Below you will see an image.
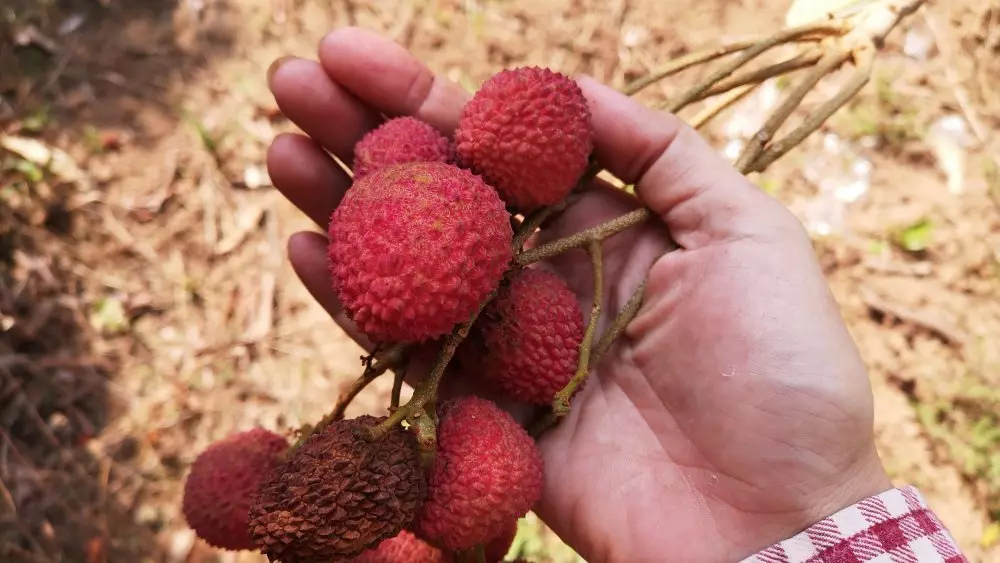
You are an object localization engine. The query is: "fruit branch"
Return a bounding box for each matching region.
[693,47,824,102]
[592,278,647,366]
[662,21,848,114]
[623,21,843,96]
[515,207,651,267]
[527,0,927,438]
[359,289,497,443]
[552,240,604,417]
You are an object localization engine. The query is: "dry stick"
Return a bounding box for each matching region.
[733,45,852,174]
[552,240,604,416]
[748,43,875,173]
[516,207,652,266]
[689,84,759,130]
[663,22,848,114]
[622,23,839,96]
[693,47,824,101]
[287,343,410,451]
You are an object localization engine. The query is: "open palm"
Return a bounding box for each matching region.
[267,28,891,563]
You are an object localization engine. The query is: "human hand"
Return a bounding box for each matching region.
[265,27,892,563]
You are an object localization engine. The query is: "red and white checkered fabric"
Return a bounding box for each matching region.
[741,486,968,563]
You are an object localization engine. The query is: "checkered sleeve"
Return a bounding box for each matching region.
[739,486,968,563]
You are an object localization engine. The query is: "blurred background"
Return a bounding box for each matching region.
[1,0,998,561]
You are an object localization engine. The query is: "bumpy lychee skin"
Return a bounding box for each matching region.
[181,428,287,551]
[460,268,583,404]
[455,66,593,211]
[350,529,445,563]
[328,162,513,344]
[248,415,426,562]
[353,117,454,179]
[416,397,543,551]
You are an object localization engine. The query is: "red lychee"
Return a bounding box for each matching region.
[415,397,543,551]
[353,117,454,179]
[455,66,593,211]
[181,428,287,551]
[350,529,446,563]
[484,518,519,562]
[460,268,583,404]
[327,162,513,344]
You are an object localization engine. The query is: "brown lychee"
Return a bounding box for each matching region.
[415,397,543,551]
[353,117,454,179]
[455,66,593,211]
[181,428,287,551]
[249,415,426,562]
[327,162,513,344]
[460,268,583,404]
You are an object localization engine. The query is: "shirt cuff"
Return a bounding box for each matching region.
[739,485,968,563]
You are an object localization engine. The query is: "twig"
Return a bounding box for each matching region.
[516,208,651,266]
[664,22,849,113]
[592,278,647,366]
[734,45,852,174]
[292,344,409,449]
[390,367,406,410]
[552,241,603,416]
[747,42,875,173]
[360,291,497,442]
[689,84,759,130]
[693,47,824,101]
[623,23,839,96]
[624,38,762,96]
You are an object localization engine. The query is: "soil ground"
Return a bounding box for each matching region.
[1,0,999,562]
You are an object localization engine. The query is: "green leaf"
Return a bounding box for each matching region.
[896,218,933,252]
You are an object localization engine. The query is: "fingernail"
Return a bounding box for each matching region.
[267,56,294,89]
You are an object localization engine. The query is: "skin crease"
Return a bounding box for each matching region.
[265,27,894,563]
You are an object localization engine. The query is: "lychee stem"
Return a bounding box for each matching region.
[552,240,603,417]
[390,367,407,410]
[689,46,823,105]
[407,406,437,472]
[622,21,843,97]
[592,278,647,366]
[359,289,497,443]
[515,207,651,267]
[286,344,410,452]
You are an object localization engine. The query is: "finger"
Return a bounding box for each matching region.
[287,231,374,353]
[577,76,791,248]
[268,133,350,228]
[318,27,470,134]
[268,56,382,164]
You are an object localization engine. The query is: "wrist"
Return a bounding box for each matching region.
[728,444,893,562]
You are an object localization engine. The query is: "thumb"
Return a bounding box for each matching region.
[577,76,796,249]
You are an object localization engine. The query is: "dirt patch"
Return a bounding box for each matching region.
[1,0,998,562]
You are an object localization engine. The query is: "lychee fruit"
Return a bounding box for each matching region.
[415,397,543,551]
[349,529,445,563]
[460,268,583,404]
[455,66,593,211]
[249,415,427,562]
[483,518,519,562]
[327,162,513,344]
[353,117,454,179]
[181,428,288,551]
